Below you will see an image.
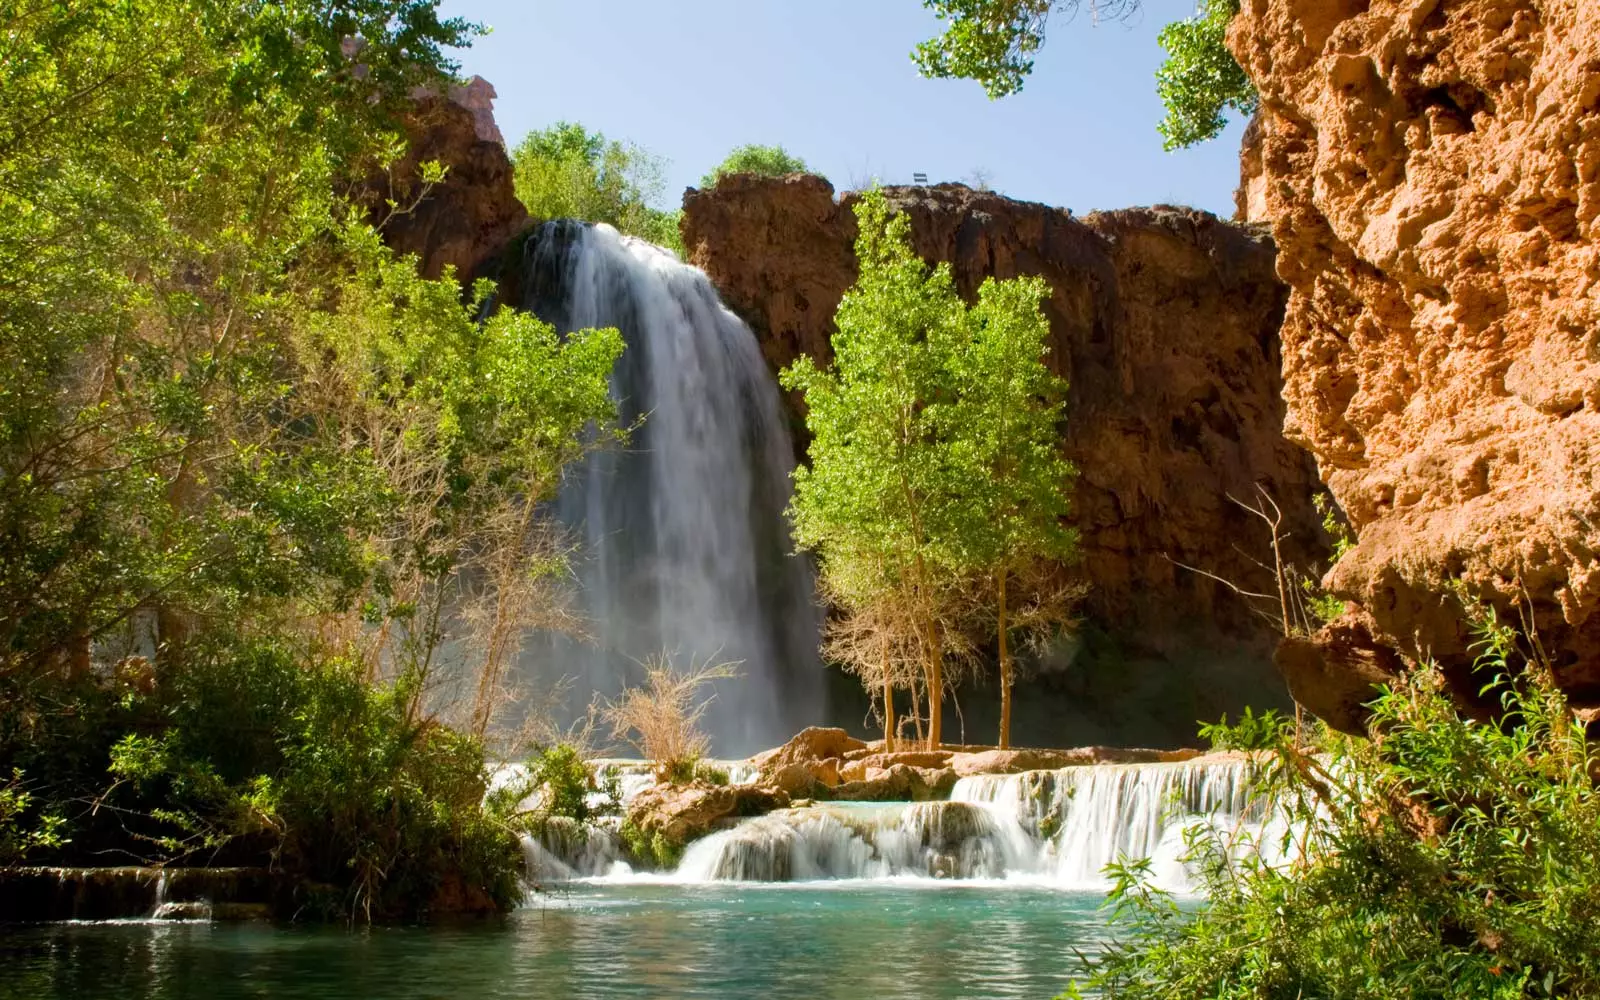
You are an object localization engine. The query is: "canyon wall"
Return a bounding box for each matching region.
[366,77,527,283]
[1229,0,1600,712]
[685,177,1326,742]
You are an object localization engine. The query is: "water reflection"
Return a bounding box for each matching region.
[0,884,1111,999]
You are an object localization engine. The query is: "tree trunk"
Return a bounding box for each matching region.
[925,616,942,750]
[881,633,895,752]
[910,676,925,744]
[998,566,1011,750]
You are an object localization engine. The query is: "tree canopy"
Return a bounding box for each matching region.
[913,0,1256,149]
[511,121,684,254]
[0,0,624,917]
[784,191,1076,748]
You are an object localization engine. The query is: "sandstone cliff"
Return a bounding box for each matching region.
[685,177,1325,738]
[366,76,527,282]
[1229,0,1600,710]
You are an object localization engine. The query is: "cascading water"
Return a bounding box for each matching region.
[515,222,823,755]
[529,757,1297,892]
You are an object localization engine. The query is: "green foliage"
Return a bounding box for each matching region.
[1154,0,1257,150]
[88,640,524,920]
[655,756,730,786]
[912,0,1256,150]
[530,744,595,824]
[913,0,1056,99]
[1316,492,1356,561]
[511,121,684,255]
[0,770,66,864]
[1197,706,1293,751]
[0,0,625,921]
[696,762,732,786]
[619,818,685,871]
[783,190,971,600]
[700,144,810,187]
[1069,612,1600,999]
[945,276,1077,571]
[784,189,1076,745]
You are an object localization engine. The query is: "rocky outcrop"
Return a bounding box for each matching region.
[1228,0,1600,705]
[684,177,1325,736]
[625,781,791,847]
[747,726,1208,800]
[367,76,527,282]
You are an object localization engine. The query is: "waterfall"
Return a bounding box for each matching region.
[531,758,1295,892]
[515,222,823,756]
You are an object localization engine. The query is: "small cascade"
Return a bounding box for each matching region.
[951,757,1287,890]
[541,757,1290,892]
[148,869,212,921]
[675,802,1039,882]
[522,817,630,881]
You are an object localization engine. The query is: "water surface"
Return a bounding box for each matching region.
[0,882,1109,999]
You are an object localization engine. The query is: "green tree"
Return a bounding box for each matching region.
[511,121,685,255]
[700,143,811,187]
[947,277,1078,748]
[0,0,625,917]
[912,0,1256,149]
[783,191,971,749]
[786,191,1076,749]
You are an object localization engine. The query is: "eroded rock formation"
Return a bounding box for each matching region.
[367,76,527,282]
[1229,0,1600,706]
[684,177,1325,739]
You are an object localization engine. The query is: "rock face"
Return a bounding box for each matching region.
[367,77,527,282]
[684,177,1325,740]
[1228,0,1600,704]
[626,781,791,847]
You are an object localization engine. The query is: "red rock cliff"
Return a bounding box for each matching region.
[684,177,1325,682]
[1229,0,1600,707]
[366,76,527,282]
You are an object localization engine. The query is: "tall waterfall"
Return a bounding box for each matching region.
[524,758,1297,893]
[516,222,823,754]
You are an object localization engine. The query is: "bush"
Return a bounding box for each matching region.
[64,641,525,922]
[619,818,684,871]
[1067,611,1600,999]
[603,654,738,782]
[700,144,809,187]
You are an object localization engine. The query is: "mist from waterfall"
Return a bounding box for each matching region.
[515,221,823,755]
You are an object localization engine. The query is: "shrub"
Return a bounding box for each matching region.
[95,641,525,922]
[618,818,685,871]
[1067,611,1600,999]
[603,654,738,781]
[700,144,809,187]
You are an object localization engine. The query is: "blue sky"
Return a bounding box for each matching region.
[436,0,1246,217]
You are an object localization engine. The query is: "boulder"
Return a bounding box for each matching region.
[1275,611,1406,736]
[829,763,957,802]
[749,726,868,772]
[626,780,790,847]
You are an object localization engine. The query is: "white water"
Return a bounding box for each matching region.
[525,758,1295,893]
[517,222,822,756]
